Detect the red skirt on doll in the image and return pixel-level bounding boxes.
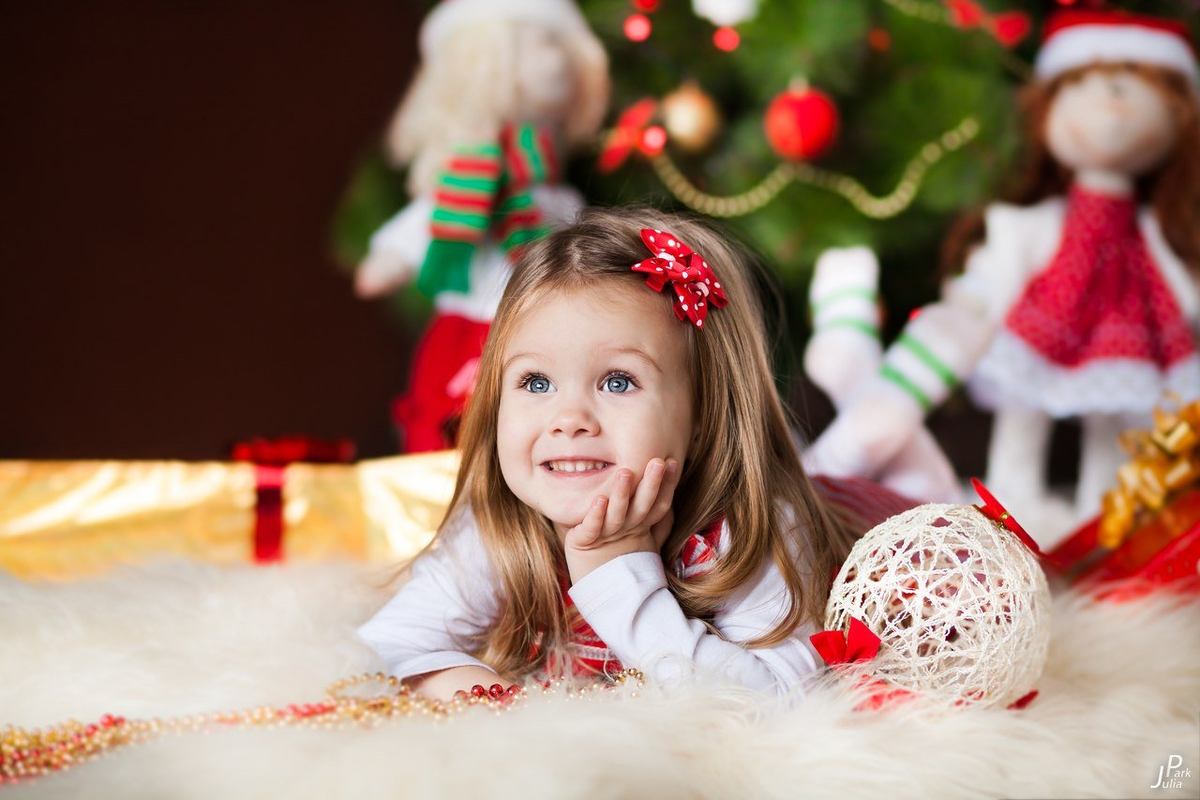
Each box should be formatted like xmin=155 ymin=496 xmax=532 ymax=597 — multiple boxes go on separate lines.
xmin=391 ymin=313 xmax=490 ymax=453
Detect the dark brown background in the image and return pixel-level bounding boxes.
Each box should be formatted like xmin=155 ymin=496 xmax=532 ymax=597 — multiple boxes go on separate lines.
xmin=1 ymin=1 xmax=425 ymax=459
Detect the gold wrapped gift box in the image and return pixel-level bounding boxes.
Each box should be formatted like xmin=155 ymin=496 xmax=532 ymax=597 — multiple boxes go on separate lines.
xmin=0 ymin=452 xmax=461 ymax=580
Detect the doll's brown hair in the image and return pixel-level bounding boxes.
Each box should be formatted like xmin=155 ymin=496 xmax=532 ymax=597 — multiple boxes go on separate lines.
xmin=942 ymin=62 xmax=1200 ymax=275
xmin=432 ymin=206 xmax=857 ymax=678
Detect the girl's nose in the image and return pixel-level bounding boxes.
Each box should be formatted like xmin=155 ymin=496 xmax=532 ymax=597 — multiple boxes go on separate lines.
xmin=550 ymin=396 xmax=599 ymax=437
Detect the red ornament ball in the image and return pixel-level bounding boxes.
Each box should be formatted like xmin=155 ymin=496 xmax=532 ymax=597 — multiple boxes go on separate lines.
xmin=764 ymin=86 xmax=839 ymax=161
xmin=624 ymin=13 xmax=652 ymax=42
xmin=713 ymin=26 xmax=740 ymax=52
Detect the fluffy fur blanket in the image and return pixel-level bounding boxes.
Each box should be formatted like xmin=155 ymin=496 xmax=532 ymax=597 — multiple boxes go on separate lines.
xmin=2 ymin=559 xmax=1197 ymax=799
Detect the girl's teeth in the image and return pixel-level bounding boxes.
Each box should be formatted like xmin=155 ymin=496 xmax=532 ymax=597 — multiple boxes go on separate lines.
xmin=550 ymin=461 xmax=606 ymax=473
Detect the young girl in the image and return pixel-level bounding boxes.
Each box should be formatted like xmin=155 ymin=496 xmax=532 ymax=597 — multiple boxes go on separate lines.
xmin=358 ymin=207 xmax=907 ymax=699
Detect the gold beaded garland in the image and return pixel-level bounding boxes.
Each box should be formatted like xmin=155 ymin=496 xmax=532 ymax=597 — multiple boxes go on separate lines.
xmin=650 ymin=118 xmax=979 ymax=219
xmin=0 ymin=669 xmax=646 ymax=785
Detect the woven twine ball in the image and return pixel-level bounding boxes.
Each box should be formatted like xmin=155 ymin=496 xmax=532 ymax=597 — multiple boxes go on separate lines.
xmin=825 ymin=503 xmax=1052 ymax=708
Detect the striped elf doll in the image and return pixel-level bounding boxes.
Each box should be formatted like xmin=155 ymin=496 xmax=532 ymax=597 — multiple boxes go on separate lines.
xmin=355 ymin=0 xmax=609 ymax=452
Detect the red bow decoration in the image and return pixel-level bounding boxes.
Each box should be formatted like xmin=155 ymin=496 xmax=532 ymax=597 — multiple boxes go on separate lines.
xmin=631 ymin=228 xmax=728 ymax=329
xmin=944 ymin=0 xmax=1031 ymax=47
xmin=809 ymin=617 xmax=881 ymax=665
xmin=971 ymin=478 xmax=1043 ymax=557
xmin=597 ymin=98 xmax=659 ymax=174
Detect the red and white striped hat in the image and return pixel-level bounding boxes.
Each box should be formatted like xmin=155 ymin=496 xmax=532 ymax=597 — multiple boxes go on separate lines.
xmin=1035 ymin=10 xmax=1198 ymax=85
xmin=419 ymin=0 xmax=592 ymax=58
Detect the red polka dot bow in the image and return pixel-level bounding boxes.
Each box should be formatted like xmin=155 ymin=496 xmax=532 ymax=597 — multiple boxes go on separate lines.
xmin=631 ymin=228 xmax=728 ymax=329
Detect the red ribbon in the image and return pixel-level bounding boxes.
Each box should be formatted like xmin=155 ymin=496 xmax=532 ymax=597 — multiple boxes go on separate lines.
xmin=810 ymin=617 xmax=881 ymax=665
xmin=233 ymin=435 xmax=356 ymax=564
xmin=231 ymin=435 xmax=355 ymax=467
xmin=631 ymin=228 xmax=729 ymax=329
xmin=971 ymin=478 xmax=1043 ymax=557
xmin=253 ymin=465 xmax=285 ymax=563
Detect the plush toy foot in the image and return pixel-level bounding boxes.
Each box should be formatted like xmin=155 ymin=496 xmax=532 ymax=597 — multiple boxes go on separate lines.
xmin=803 ymin=377 xmax=926 ymax=479
xmin=804 ymin=247 xmax=882 ymax=409
xmin=879 ymin=428 xmax=963 ymax=503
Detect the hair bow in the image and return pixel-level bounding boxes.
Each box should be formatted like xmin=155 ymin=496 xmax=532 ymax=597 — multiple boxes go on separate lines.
xmin=631 ymin=228 xmax=728 ymax=329
xmin=971 ymin=478 xmax=1043 ymax=558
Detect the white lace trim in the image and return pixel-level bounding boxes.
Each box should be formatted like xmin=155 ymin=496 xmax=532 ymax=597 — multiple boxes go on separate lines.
xmin=968 ymin=329 xmax=1200 ymax=416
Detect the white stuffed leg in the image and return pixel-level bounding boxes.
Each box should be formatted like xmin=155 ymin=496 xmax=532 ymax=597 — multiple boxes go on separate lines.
xmin=984 ymin=405 xmax=1052 ymax=510
xmin=1075 ymin=411 xmax=1145 ymax=520
xmin=803 ymin=247 xmax=882 ymax=409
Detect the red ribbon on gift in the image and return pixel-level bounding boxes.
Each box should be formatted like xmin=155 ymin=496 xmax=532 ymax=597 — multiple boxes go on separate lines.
xmin=253 ymin=465 xmax=285 ymax=563
xmin=810 ymin=617 xmax=881 ymax=665
xmin=232 ymin=435 xmax=356 ymax=564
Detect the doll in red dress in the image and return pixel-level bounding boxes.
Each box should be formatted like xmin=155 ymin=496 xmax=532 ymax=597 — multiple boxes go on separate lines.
xmin=806 ymin=10 xmax=1200 ymax=534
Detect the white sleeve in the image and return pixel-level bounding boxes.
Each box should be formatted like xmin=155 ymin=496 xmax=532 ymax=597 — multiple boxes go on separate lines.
xmin=356 ymin=507 xmax=501 ymax=681
xmin=567 ymin=548 xmax=819 ymax=696
xmin=367 ymin=196 xmax=434 ymax=268
xmin=944 ymin=199 xmax=1064 ymax=322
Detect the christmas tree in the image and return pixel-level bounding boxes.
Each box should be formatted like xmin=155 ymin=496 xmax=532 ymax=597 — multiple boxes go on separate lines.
xmin=335 ymin=0 xmax=1197 ymax=363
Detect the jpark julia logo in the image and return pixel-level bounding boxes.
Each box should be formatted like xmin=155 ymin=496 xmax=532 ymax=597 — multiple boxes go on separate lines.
xmin=1150 ymin=754 xmax=1191 ymax=790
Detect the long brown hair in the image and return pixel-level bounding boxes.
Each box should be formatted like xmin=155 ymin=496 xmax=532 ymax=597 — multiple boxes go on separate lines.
xmin=943 ymin=62 xmax=1200 ymax=275
xmin=429 ymin=206 xmax=857 ymax=678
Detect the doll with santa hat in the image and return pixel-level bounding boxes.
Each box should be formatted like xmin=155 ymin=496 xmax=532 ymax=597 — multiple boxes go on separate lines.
xmin=804 ymin=9 xmax=1200 ymax=533
xmin=355 ymin=0 xmax=609 ymax=452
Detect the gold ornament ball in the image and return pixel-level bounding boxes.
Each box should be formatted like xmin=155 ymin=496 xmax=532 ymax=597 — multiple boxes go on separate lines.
xmin=661 ymin=81 xmax=722 ymax=153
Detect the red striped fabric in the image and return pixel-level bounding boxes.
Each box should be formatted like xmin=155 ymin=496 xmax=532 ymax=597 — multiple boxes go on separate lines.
xmin=446 ymin=156 xmax=502 ymax=177
xmin=537 ymin=128 xmax=559 ymax=178
xmin=502 ymin=126 xmax=530 ymax=186
xmin=433 ymin=190 xmax=494 ymax=211
xmin=558 ymin=518 xmax=725 ymax=678
xmin=429 ymin=223 xmax=484 ymax=242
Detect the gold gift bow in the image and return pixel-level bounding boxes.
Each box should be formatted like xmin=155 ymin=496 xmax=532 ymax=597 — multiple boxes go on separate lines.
xmin=1099 ymin=396 xmax=1200 ymax=548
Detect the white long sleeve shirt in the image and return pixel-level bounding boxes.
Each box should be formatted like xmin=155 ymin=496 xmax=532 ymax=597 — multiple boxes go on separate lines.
xmin=356 ymin=508 xmax=821 ymax=696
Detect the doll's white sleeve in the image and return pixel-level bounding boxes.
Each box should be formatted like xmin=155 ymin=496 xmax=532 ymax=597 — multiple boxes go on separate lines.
xmin=944 ymin=200 xmax=1064 ymax=320
xmin=366 ymin=196 xmax=434 ymax=268
xmin=567 ymin=526 xmax=819 ymax=696
xmin=356 ymin=507 xmax=501 ymax=682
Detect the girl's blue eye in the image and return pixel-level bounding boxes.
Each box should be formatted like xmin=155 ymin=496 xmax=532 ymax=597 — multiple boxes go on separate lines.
xmin=603 ymin=373 xmax=635 ymax=393
xmin=523 ymin=375 xmax=552 ymax=394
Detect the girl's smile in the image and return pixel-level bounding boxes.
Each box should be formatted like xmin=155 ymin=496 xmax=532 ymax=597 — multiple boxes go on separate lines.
xmin=541 ymin=459 xmax=613 ymax=475
xmin=497 ymin=282 xmax=695 ymax=532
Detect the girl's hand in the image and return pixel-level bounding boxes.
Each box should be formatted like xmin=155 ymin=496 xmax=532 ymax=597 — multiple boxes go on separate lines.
xmin=564 ymin=458 xmax=681 ymax=584
xmin=407 ymin=665 xmax=512 ymax=702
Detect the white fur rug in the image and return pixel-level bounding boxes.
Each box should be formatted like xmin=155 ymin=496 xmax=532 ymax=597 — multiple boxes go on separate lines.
xmin=2 ymin=559 xmax=1198 ymax=799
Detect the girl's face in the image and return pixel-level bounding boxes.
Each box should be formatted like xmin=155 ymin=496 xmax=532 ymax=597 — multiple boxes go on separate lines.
xmin=497 ymin=282 xmax=695 ymax=535
xmin=1045 ymin=67 xmax=1178 ymax=177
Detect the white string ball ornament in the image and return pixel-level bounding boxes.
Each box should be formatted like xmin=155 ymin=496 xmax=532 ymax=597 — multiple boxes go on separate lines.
xmin=826 ymin=503 xmax=1052 ymax=709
